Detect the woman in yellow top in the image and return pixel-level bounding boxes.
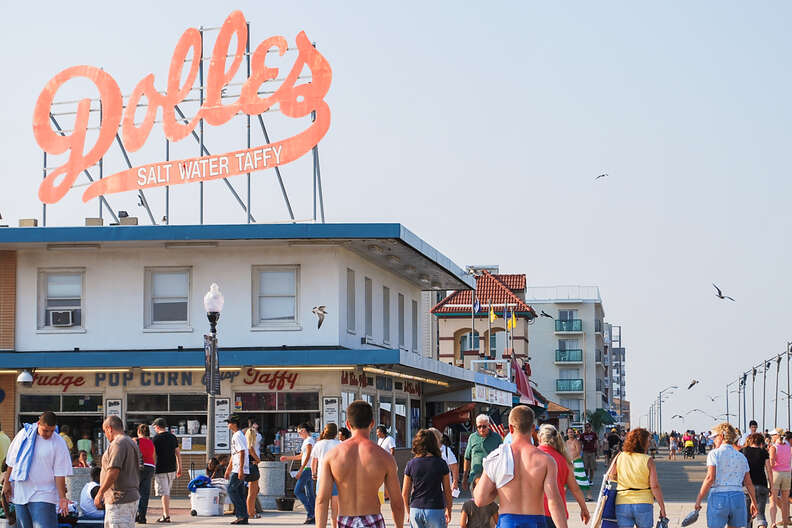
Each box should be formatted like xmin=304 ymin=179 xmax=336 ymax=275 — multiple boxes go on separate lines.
xmin=608 ymin=428 xmax=667 ymax=528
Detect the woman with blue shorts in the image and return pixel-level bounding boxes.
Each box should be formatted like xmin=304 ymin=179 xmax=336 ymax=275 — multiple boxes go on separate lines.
xmin=608 ymin=428 xmax=667 ymax=528
xmin=312 ymin=423 xmax=342 ymax=528
xmin=695 ymin=423 xmax=759 ymax=528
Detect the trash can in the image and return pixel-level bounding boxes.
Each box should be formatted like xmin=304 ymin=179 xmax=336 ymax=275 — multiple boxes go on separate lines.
xmin=258 ymin=461 xmax=285 ymax=510
xmin=66 ymin=467 xmax=91 ymax=503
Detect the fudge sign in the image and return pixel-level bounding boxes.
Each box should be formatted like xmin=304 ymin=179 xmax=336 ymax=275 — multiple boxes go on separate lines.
xmin=33 ymin=10 xmax=332 ymax=204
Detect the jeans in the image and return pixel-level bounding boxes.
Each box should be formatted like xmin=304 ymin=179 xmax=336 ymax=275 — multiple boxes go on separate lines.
xmin=228 ymin=473 xmax=249 ymax=520
xmin=707 ymin=491 xmax=747 ymax=528
xmin=14 ymin=501 xmax=57 ymax=528
xmin=410 ymin=508 xmax=446 ymax=528
xmin=138 ymin=465 xmax=155 ymax=519
xmin=294 ymin=468 xmax=316 ymax=519
xmin=615 ymin=503 xmax=654 ymax=528
xmin=746 ymin=485 xmax=769 ymax=527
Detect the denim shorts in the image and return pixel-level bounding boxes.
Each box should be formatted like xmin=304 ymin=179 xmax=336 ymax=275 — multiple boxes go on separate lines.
xmin=409 ymin=508 xmax=446 ymax=528
xmin=707 ymin=491 xmax=747 ymax=528
xmin=615 ymin=503 xmax=654 ymax=528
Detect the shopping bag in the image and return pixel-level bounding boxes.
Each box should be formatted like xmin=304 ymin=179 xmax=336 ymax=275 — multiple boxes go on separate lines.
xmin=587 ymin=454 xmax=621 ymax=528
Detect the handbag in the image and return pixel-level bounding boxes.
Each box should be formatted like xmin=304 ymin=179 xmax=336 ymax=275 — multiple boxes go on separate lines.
xmin=588 ymin=453 xmax=621 ymax=528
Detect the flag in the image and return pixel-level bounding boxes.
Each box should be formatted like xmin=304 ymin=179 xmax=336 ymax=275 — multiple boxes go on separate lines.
xmin=510 ymin=310 xmax=517 ymax=330
xmin=507 ymin=308 xmax=514 ymax=330
xmin=491 ymin=423 xmax=506 ymax=439
xmin=473 ymin=296 xmax=481 ymax=314
xmin=489 ymin=301 xmax=496 ymax=323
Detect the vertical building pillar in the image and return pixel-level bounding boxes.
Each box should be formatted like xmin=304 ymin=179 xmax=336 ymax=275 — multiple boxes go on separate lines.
xmin=0 ymin=251 xmax=16 ymax=351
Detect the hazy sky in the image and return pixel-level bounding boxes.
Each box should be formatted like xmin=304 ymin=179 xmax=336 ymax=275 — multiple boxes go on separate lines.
xmin=2 ymin=1 xmax=791 ymax=432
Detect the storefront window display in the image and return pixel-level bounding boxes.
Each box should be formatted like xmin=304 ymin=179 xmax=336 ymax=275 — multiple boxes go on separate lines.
xmin=19 ymin=394 xmax=105 ymax=461
xmin=234 ymin=391 xmax=320 ymax=457
xmin=126 ymin=392 xmax=208 ymax=454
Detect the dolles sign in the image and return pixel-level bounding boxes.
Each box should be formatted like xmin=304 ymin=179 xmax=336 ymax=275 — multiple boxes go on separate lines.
xmin=33 ymin=10 xmax=332 ymax=205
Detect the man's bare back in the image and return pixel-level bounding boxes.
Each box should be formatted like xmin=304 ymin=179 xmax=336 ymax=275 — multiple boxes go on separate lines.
xmin=475 ymin=437 xmax=567 ymax=528
xmin=317 ymin=431 xmax=404 ymax=528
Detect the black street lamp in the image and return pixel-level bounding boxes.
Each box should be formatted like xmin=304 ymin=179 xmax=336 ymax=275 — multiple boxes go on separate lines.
xmin=203 ymin=283 xmax=224 ymax=459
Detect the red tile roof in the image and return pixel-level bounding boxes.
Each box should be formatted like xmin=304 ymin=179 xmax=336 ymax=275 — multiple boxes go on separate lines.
xmin=431 ymin=271 xmax=536 ymax=317
xmin=493 ymin=274 xmax=525 ymax=290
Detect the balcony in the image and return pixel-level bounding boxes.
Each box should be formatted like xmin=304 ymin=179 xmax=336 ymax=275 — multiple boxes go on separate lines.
xmin=555 ymin=349 xmax=583 ymax=364
xmin=556 ymin=379 xmax=584 ymax=393
xmin=555 ymin=319 xmax=582 ymax=333
xmin=595 ymin=319 xmax=603 ymax=333
xmin=596 ymin=350 xmax=603 ymax=364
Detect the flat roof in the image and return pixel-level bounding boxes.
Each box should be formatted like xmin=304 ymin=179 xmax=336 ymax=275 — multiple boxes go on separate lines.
xmin=0 ymin=223 xmax=474 ymax=290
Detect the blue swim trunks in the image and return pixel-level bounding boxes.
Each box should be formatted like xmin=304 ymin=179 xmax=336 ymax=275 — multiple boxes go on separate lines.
xmin=498 ymin=514 xmax=547 ymax=528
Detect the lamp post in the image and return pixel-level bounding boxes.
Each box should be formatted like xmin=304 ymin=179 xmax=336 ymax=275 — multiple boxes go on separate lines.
xmin=203 ymin=283 xmax=224 ymax=460
xmin=658 ymin=385 xmax=677 ymax=436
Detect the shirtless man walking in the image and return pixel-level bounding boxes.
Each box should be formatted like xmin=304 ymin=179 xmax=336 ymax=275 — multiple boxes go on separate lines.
xmin=317 ymin=400 xmax=404 ymax=528
xmin=474 ymin=406 xmax=567 ymax=528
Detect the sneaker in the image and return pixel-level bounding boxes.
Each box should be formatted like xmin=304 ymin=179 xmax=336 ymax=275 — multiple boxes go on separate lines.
xmin=304 ymin=519 xmax=316 ymax=525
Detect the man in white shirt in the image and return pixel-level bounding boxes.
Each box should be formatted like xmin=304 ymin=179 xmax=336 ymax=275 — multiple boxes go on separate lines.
xmin=737 ymin=420 xmax=758 ymax=449
xmin=376 ymin=426 xmax=396 ymax=455
xmin=224 ymin=415 xmax=249 ymax=525
xmin=280 ymin=422 xmax=316 ymax=524
xmin=2 ymin=411 xmax=73 ymax=528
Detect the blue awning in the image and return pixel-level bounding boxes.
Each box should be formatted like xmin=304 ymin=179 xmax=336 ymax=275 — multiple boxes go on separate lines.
xmin=0 ymin=347 xmax=514 ymax=393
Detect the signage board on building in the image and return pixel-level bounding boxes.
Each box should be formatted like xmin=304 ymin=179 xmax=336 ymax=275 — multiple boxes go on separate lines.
xmin=32 ymin=10 xmax=332 ymax=205
xmin=471 ymin=385 xmax=511 ymax=406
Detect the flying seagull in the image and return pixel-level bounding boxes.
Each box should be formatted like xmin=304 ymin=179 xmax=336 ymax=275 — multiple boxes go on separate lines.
xmin=706 ymin=394 xmax=720 ymax=402
xmin=671 ymin=414 xmax=684 ymax=419
xmin=688 ymin=379 xmax=699 ymax=390
xmin=312 ymin=306 xmax=327 ymax=329
xmin=712 ymin=283 xmax=735 ymax=302
xmin=540 ymin=310 xmax=554 ymax=319
xmin=595 ymin=173 xmax=608 ymax=180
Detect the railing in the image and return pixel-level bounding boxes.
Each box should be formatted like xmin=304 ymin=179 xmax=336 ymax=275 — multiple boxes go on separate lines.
xmin=596 ymin=350 xmax=603 ymax=363
xmin=556 ymin=379 xmax=584 ymax=392
xmin=555 ymin=319 xmax=582 ymax=332
xmin=596 ymin=378 xmax=606 ymax=392
xmin=555 ymin=349 xmax=583 ymax=362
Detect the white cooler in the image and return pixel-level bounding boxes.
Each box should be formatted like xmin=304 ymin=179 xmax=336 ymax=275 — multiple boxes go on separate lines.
xmin=190 ymin=487 xmax=223 ymax=516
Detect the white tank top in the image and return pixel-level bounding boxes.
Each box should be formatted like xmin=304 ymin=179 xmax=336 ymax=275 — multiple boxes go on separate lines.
xmin=80 ymin=482 xmax=100 ymax=517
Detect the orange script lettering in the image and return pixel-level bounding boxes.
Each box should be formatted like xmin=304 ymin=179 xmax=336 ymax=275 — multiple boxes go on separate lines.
xmin=33 ymin=10 xmax=332 ymax=204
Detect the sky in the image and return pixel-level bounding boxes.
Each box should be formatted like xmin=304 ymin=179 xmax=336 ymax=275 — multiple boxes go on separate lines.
xmin=2 ymin=1 xmax=791 ymax=433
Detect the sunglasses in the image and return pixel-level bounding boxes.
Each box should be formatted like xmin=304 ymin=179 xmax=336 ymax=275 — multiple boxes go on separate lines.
xmin=476 ymin=425 xmax=490 ymax=429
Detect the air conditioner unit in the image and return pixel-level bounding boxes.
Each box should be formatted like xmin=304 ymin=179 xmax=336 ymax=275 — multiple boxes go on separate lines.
xmin=49 ymin=310 xmax=74 ymax=327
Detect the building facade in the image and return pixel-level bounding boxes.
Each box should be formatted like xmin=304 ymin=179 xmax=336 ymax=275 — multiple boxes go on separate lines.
xmin=522 ymin=286 xmax=607 ymax=425
xmin=0 ymin=222 xmax=516 ymax=495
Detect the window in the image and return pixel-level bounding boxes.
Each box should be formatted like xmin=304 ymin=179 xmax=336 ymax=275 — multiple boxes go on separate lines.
xmin=365 ymin=278 xmax=373 ymax=337
xmin=383 ymin=287 xmax=391 ymax=343
xmin=558 ymin=339 xmax=579 ymax=350
xmin=145 ymin=267 xmax=190 ymax=328
xmin=398 ymin=293 xmax=405 ymax=348
xmin=460 ymin=332 xmax=480 ymax=352
xmin=411 ymin=300 xmax=418 ymax=352
xmin=489 ymin=331 xmax=506 ymax=359
xmin=341 ymin=391 xmax=356 ymax=425
xmin=38 ymin=270 xmax=84 ymax=329
xmin=560 ymin=398 xmax=581 ymax=422
xmin=253 ymin=266 xmax=299 ymax=328
xmin=347 ymin=269 xmax=356 ymax=332
xmin=559 ymin=309 xmax=577 ymax=321
xmin=559 ymin=368 xmax=580 ymax=379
